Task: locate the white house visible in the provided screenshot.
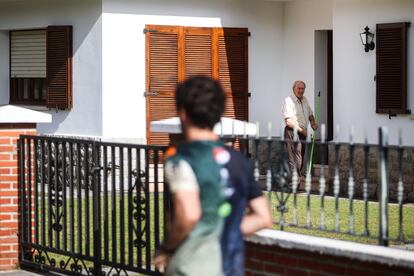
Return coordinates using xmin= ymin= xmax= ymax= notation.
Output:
xmin=0 ymin=0 xmax=413 ymax=145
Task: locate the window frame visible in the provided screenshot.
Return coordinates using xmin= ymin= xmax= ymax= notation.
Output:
xmin=8 ymin=26 xmax=73 ymax=110
xmin=9 ymin=77 xmax=47 ymax=105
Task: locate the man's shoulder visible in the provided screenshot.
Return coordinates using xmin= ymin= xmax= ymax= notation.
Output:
xmin=165 ymin=147 xmax=193 ymax=173
xmin=165 ymin=143 xmax=200 ymax=163
xmin=284 ymin=95 xmax=295 ymax=104
xmin=165 ymin=146 xmax=182 ymax=163
xmin=164 ymin=151 xmax=192 ymax=175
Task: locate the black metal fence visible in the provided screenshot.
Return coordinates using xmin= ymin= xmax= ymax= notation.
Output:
xmin=19 ymin=129 xmax=413 ymax=275
xmin=234 ymin=127 xmax=413 ymax=247
xmin=19 ymin=135 xmax=168 ymax=276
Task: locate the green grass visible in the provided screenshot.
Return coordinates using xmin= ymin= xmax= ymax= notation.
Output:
xmin=267 ymin=192 xmax=414 ymax=246
xmin=32 ymin=192 xmax=413 ymax=273
xmin=33 ymin=193 xmax=165 ymax=274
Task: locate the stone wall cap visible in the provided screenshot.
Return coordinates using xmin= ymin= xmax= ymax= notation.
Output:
xmin=0 ymin=105 xmax=52 ymax=123
xmin=246 ymin=229 xmax=414 ymax=269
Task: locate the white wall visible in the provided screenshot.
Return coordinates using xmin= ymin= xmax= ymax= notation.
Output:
xmin=0 ymin=31 xmax=9 ymax=105
xmin=3 ymin=0 xmax=409 ymax=146
xmin=0 ymin=0 xmax=102 ymax=136
xmin=282 ymin=0 xmax=333 ymax=130
xmin=333 ymin=0 xmax=414 ymax=145
xmin=102 ymin=0 xmax=284 ymax=140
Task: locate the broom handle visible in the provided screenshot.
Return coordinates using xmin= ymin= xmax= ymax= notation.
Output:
xmin=308 ymin=91 xmax=321 ymax=175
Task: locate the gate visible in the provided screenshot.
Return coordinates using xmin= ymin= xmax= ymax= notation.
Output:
xmin=19 ymin=135 xmax=169 ymax=276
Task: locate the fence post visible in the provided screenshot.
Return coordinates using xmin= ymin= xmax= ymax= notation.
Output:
xmin=19 ymin=137 xmax=27 ymax=261
xmin=378 ymin=127 xmax=389 ymax=246
xmin=92 ymin=141 xmax=102 ymax=275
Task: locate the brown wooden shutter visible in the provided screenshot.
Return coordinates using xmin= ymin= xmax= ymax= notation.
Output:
xmin=46 ymin=25 xmax=72 ymax=109
xmin=146 ymin=25 xmax=181 ymax=145
xmin=376 ymin=22 xmax=410 ymax=115
xmin=146 ymin=26 xmax=249 ymax=146
xmin=184 ymin=27 xmax=213 ymax=79
xmin=216 ymin=28 xmax=249 ymax=122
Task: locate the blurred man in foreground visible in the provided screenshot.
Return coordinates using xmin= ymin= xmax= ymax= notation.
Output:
xmin=154 ymin=77 xmax=271 ymax=276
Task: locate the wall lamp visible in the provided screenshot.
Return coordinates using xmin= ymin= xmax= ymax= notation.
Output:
xmin=360 ymin=26 xmax=375 ymax=52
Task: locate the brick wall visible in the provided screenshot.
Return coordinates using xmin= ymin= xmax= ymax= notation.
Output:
xmin=245 ymin=239 xmax=414 ymax=276
xmin=0 ymin=124 xmax=36 ymax=270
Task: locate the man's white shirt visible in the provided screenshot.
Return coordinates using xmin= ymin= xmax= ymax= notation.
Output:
xmin=282 ymin=94 xmax=313 ymax=130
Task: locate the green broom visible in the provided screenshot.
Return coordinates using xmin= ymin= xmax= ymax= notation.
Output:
xmin=307 ymin=91 xmax=321 ymax=176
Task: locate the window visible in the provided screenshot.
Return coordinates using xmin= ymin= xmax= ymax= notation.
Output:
xmin=145 ymin=25 xmax=249 ymax=145
xmin=10 ymin=29 xmax=47 ymax=105
xmin=9 ymin=26 xmax=73 ymax=109
xmin=376 ymin=22 xmax=411 ymax=115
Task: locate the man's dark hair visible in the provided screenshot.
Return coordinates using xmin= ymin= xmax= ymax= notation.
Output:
xmin=176 ymin=76 xmax=225 ymax=129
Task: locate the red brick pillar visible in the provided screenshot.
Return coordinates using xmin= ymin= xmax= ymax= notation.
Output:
xmin=0 ymin=123 xmax=36 ymax=270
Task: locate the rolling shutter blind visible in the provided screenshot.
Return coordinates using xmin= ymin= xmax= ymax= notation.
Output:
xmin=10 ymin=30 xmax=46 ymax=78
xmin=376 ymin=22 xmax=410 ymax=114
xmin=46 ymin=25 xmax=73 ymax=109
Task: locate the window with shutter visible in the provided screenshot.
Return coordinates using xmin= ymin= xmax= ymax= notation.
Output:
xmin=9 ymin=26 xmax=72 ymax=109
xmin=376 ymin=22 xmax=410 ymax=115
xmin=10 ymin=29 xmax=47 ymax=105
xmin=145 ymin=25 xmax=249 ymax=146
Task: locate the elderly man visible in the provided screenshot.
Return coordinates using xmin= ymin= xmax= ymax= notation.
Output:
xmin=282 ymin=80 xmax=317 ymax=178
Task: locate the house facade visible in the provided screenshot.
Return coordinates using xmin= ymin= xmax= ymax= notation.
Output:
xmin=0 ymin=0 xmax=413 ymax=145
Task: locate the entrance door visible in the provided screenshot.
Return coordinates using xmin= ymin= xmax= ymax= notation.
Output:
xmin=314 ymin=29 xmax=333 ymax=141
xmin=145 ymin=25 xmax=249 ymax=145
xmin=314 ymin=30 xmax=333 ymax=165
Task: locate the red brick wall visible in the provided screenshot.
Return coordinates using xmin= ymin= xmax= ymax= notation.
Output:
xmin=245 ymin=241 xmax=414 ymax=276
xmin=0 ymin=124 xmax=36 ymax=270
